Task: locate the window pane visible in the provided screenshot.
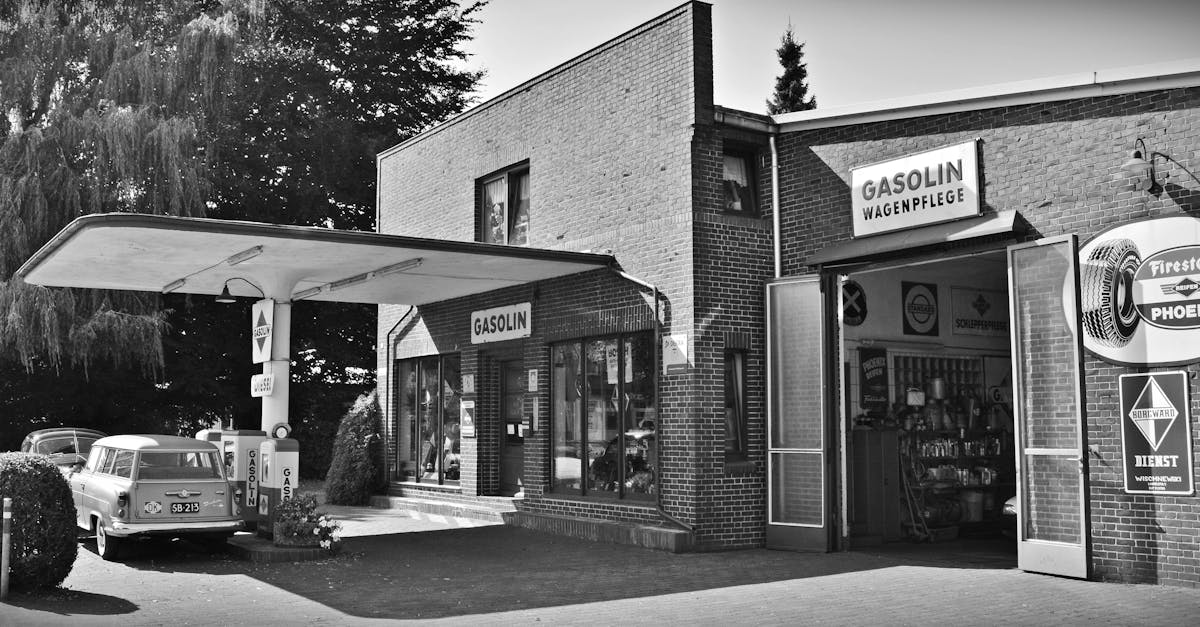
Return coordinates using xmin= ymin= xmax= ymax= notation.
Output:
xmin=138 ymin=451 xmax=220 ymax=480
xmin=483 ymin=178 xmax=506 ymax=244
xmin=623 ymin=334 xmax=656 ymax=499
xmin=725 ymin=351 xmax=747 ymax=460
xmin=723 ymin=153 xmax=754 ymax=213
xmin=442 ymin=355 xmax=462 ymax=483
xmin=770 ymin=451 xmax=824 ymax=525
xmin=110 ymin=451 xmax=135 ymax=479
xmin=418 ymin=356 xmax=441 ymax=481
xmin=397 ymin=360 xmax=417 ymax=480
xmin=509 ymin=172 xmax=529 ymax=246
xmin=585 ymin=339 xmax=620 ymax=495
xmin=552 ymin=343 xmax=583 ymax=492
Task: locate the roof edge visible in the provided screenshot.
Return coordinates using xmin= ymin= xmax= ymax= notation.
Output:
xmin=377 ymin=1 xmax=707 ymax=162
xmin=773 ymin=58 xmax=1200 ymax=132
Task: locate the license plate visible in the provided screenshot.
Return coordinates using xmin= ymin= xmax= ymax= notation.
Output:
xmin=170 ymin=502 xmax=200 ymax=514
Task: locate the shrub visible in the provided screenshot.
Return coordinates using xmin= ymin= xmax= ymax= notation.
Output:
xmin=0 ymin=453 xmax=77 ymax=590
xmin=324 ymin=390 xmax=385 ymax=506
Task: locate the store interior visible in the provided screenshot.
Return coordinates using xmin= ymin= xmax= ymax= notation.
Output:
xmin=843 ymin=251 xmax=1017 ymax=554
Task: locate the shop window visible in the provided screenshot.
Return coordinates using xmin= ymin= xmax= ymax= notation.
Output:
xmin=479 ymin=164 xmax=530 ymax=246
xmin=551 ymin=332 xmax=656 ymax=500
xmin=722 ymin=150 xmax=757 ymax=214
xmin=395 ymin=353 xmax=461 ymax=485
xmin=725 ymin=349 xmax=748 ymax=464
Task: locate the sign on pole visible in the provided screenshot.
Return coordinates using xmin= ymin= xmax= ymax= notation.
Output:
xmin=251 ymin=299 xmax=274 ymax=364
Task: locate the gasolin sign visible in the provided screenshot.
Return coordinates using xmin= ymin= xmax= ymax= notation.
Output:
xmin=1076 ymin=216 xmax=1200 ymax=366
xmin=251 ymin=299 xmax=274 ymax=364
xmin=1119 ymin=371 xmax=1193 ymax=495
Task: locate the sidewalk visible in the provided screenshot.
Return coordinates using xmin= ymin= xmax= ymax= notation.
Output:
xmin=2 ymin=502 xmax=1198 ymax=626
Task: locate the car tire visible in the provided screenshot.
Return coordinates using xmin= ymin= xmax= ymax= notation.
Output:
xmin=1081 ymin=238 xmax=1141 ymax=347
xmin=95 ymin=518 xmax=123 ymax=561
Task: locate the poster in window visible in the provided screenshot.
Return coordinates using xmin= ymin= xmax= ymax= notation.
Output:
xmin=902 ymin=281 xmax=939 ymax=336
xmin=858 ymin=347 xmax=889 ymax=413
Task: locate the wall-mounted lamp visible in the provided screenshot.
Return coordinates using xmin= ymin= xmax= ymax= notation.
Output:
xmin=215 ymin=277 xmax=266 ymax=304
xmin=1121 ymin=138 xmax=1162 ymax=193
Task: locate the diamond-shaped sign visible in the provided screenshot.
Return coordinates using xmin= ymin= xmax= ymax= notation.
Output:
xmin=1128 ymin=378 xmax=1178 ymax=451
xmin=251 ymin=299 xmax=274 ymax=364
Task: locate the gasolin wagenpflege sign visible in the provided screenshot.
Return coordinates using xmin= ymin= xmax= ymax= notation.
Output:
xmin=850 ymin=140 xmax=980 ymax=238
xmin=1076 ymin=216 xmax=1200 ymax=366
xmin=1119 ymin=371 xmax=1194 ymax=495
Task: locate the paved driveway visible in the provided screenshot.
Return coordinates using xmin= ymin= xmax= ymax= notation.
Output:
xmin=2 ymin=505 xmax=1198 ymax=626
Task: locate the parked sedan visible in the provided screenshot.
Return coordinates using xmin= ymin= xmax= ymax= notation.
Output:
xmin=21 ymin=427 xmax=108 ymax=475
xmin=69 ymin=434 xmax=244 ymax=560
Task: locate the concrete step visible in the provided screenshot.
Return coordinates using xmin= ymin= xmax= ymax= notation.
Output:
xmin=370 ymin=494 xmax=515 ymax=523
xmin=503 ymin=510 xmax=693 ymax=553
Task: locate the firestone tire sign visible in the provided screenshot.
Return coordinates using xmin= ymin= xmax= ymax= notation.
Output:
xmin=1075 ymin=215 xmax=1200 ymax=366
xmin=1119 ymin=371 xmax=1194 ymax=495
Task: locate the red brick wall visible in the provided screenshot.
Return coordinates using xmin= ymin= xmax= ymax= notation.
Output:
xmin=776 ymin=87 xmax=1200 ymax=585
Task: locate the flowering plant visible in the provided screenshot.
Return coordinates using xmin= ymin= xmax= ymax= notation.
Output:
xmin=312 ymin=514 xmax=343 ymax=553
xmin=272 ymin=493 xmax=342 ymax=554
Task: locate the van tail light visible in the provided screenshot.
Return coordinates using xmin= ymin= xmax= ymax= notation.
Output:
xmin=116 ymin=491 xmax=128 ymax=518
xmin=234 ymin=488 xmax=243 ymax=515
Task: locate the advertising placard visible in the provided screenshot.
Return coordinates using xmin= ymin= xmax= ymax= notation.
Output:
xmin=1075 ymin=215 xmax=1200 ymax=366
xmin=1119 ymin=371 xmax=1194 ymax=495
xmin=850 ymin=140 xmax=980 ymax=238
xmin=251 ymin=299 xmax=274 ymax=364
xmin=460 ymin=400 xmax=476 ymax=438
xmin=858 ymin=347 xmax=889 ymax=413
xmin=662 ymin=334 xmax=689 ymax=374
xmin=902 ymin=281 xmax=939 ymax=336
xmin=951 ymin=287 xmax=1008 ymax=337
xmin=250 ymin=373 xmax=274 ymax=398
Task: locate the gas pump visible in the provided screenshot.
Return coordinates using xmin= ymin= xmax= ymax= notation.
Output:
xmin=256 ymin=437 xmax=299 ymax=538
xmin=222 ymin=430 xmax=267 ymax=530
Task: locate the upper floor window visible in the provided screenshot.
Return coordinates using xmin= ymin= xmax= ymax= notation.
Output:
xmin=722 ymin=150 xmax=757 ymax=215
xmin=480 ymin=165 xmax=530 ymax=246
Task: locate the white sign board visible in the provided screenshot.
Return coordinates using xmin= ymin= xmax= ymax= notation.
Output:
xmin=850 ymin=140 xmax=980 ymax=238
xmin=950 ymin=287 xmax=1009 ymax=337
xmin=250 ymin=373 xmax=274 ymax=397
xmin=251 ymin=299 xmax=274 ymax=364
xmin=662 ymin=333 xmax=689 ymax=374
xmin=1074 ymin=215 xmax=1200 ymax=367
xmin=460 ymin=400 xmax=476 ymax=438
xmin=471 ymin=302 xmax=532 ymax=344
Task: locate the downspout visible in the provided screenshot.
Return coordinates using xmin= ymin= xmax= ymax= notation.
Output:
xmin=610 ymin=267 xmax=694 ymax=534
xmin=384 ymin=306 xmax=416 ymax=480
xmin=770 ymin=134 xmax=781 ymax=278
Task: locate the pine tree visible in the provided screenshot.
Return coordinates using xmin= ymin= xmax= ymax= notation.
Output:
xmin=766 ymin=26 xmax=816 ymax=115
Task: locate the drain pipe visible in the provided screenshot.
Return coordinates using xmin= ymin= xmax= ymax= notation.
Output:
xmin=610 ymin=267 xmax=694 ymax=534
xmin=770 ymin=134 xmax=781 ymax=278
xmin=385 ymin=306 xmax=416 ymax=479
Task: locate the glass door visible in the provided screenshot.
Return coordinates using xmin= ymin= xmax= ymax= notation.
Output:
xmin=766 ymin=275 xmax=831 ymax=550
xmin=499 ymin=360 xmax=525 ymax=496
xmin=1008 ymin=235 xmax=1090 ymax=579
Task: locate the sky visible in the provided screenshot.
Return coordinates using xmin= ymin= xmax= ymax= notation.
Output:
xmin=459 ymin=0 xmax=1200 ymax=114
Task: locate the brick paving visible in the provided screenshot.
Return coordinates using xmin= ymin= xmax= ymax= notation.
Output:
xmin=2 ymin=504 xmax=1198 ymax=626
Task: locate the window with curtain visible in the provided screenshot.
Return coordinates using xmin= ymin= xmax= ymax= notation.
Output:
xmin=725 ymin=349 xmax=748 ymax=463
xmin=479 ymin=164 xmax=530 ymax=246
xmin=722 ymin=151 xmax=757 ymax=214
xmin=395 ymin=353 xmax=462 ymax=485
xmin=551 ymin=332 xmax=656 ymax=499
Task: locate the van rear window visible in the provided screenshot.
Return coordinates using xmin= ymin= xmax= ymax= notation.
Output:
xmin=137 ymin=451 xmax=222 ymax=480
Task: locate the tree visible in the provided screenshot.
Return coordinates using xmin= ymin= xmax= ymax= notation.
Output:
xmin=0 ymin=1 xmax=484 ymax=455
xmin=766 ymin=26 xmax=816 ymax=115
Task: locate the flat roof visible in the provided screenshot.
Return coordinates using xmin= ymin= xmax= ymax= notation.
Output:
xmin=16 ymin=214 xmax=615 ymax=305
xmin=772 ymin=58 xmax=1200 ymax=132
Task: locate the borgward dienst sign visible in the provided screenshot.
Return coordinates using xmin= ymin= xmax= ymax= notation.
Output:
xmin=1119 ymin=371 xmax=1194 ymax=495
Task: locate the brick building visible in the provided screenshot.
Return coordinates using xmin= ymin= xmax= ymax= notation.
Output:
xmin=375 ymin=1 xmax=1200 ymax=586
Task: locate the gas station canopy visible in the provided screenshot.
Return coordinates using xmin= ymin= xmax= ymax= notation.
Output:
xmin=16 ymin=213 xmax=617 ymax=303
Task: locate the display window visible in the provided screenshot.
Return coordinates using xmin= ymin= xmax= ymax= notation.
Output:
xmin=395 ymin=353 xmax=462 ymax=485
xmin=551 ymin=332 xmax=656 ymax=500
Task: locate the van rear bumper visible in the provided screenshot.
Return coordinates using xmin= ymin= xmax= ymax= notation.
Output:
xmin=111 ymin=519 xmax=244 ymax=537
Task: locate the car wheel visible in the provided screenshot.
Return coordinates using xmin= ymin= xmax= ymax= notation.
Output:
xmin=95 ymin=519 xmax=123 ymax=561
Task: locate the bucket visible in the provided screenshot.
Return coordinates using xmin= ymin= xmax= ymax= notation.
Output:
xmin=961 ymin=490 xmax=984 ymax=522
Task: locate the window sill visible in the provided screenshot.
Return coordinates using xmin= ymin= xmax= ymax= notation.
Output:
xmin=724 ymin=459 xmax=759 ymax=476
